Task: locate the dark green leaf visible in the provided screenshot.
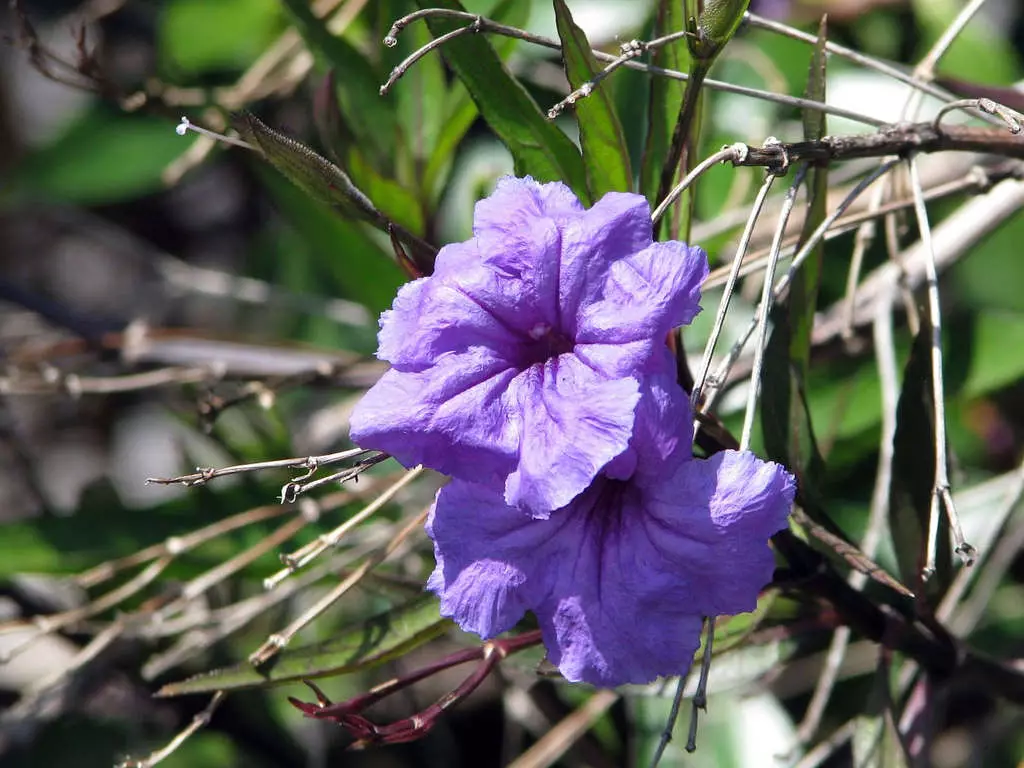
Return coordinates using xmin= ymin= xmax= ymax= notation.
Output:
xmin=412 ymin=0 xmax=588 ymax=200
xmin=761 ymin=305 xmax=828 ymax=513
xmin=639 ymin=0 xmax=690 ymax=206
xmin=790 ymin=18 xmax=829 ymax=375
xmin=889 ymin=325 xmax=951 ymax=597
xmin=553 ymin=0 xmax=632 ymax=197
xmin=158 ymin=594 xmax=451 ymax=695
xmin=261 ymin=169 xmax=404 ymax=313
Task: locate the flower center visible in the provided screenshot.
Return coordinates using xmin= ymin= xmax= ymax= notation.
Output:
xmin=520 ymin=322 xmax=574 ymax=367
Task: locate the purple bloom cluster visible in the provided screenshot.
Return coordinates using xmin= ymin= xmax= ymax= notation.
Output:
xmin=352 ymin=177 xmax=795 ymax=687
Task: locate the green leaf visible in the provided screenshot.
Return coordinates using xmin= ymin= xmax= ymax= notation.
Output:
xmin=412 ymin=0 xmax=588 ymax=201
xmin=639 ymin=0 xmax=690 ymax=206
xmin=761 ymin=21 xmax=830 ymax=518
xmin=158 ymin=594 xmax=451 ymax=696
xmin=422 ymin=0 xmax=531 ymax=200
xmin=889 ymin=326 xmax=951 ymax=597
xmin=553 ymin=0 xmax=632 ymax=197
xmin=12 ymin=109 xmax=188 ymax=204
xmin=697 ymin=0 xmax=750 ymax=50
xmin=760 ymin=305 xmax=828 ymax=516
xmin=279 ymin=0 xmax=398 ymax=167
xmin=159 ymin=0 xmax=284 ymax=75
xmin=260 ymin=169 xmax=404 ymax=313
xmin=346 ymin=147 xmax=426 ymax=235
xmin=235 ymin=114 xmax=435 ymax=276
xmin=787 ymin=18 xmax=829 ymax=382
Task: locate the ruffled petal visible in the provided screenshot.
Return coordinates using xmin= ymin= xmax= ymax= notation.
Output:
xmin=472 ymin=176 xmax=584 ymax=238
xmin=427 ymin=481 xmax=563 ymax=638
xmin=640 ymin=450 xmax=796 ymax=616
xmin=605 ymin=368 xmax=694 ymax=480
xmin=575 ymin=241 xmax=708 ymax=377
xmin=349 ymin=348 xmax=521 ymax=485
xmin=557 ymin=193 xmax=654 ymax=337
xmin=377 ymin=241 xmax=526 ymax=370
xmin=427 ymin=476 xmax=707 ymax=686
xmin=505 ymin=354 xmax=639 ymax=514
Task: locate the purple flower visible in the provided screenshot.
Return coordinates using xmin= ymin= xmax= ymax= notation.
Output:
xmin=350 ymin=177 xmax=708 ymax=514
xmin=425 ymin=379 xmax=795 ymax=687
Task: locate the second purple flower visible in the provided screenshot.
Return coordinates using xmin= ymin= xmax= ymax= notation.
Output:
xmin=350 ymin=177 xmax=708 ymax=514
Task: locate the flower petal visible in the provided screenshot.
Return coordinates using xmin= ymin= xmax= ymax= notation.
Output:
xmin=557 ymin=192 xmax=654 ymax=337
xmin=427 ymin=477 xmax=707 ymax=686
xmin=472 ymin=176 xmax=584 ymax=238
xmin=576 ymin=241 xmax=708 ymax=377
xmin=349 ymin=348 xmax=520 ymax=485
xmin=377 ymin=241 xmax=526 ymax=370
xmin=427 ymin=481 xmax=560 ymax=638
xmin=505 ymin=354 xmax=639 ymax=514
xmin=641 ymin=450 xmax=796 ymax=616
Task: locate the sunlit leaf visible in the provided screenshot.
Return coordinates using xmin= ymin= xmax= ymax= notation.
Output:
xmin=412 ymin=0 xmax=588 ymax=200
xmin=553 ymin=0 xmax=632 ymax=197
xmin=421 ymin=0 xmax=531 ymax=201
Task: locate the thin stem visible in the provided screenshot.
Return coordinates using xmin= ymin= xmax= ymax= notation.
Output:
xmin=648 ymin=670 xmax=691 ymax=767
xmin=549 ymin=35 xmax=680 ymax=119
xmin=248 ymin=504 xmax=429 ymax=666
xmin=934 ymin=98 xmax=1023 ymax=134
xmin=652 ymin=145 xmax=741 ymax=225
xmin=729 ymin=124 xmax=1024 ymax=167
xmin=506 ymin=690 xmax=618 ymax=768
xmin=812 ymin=175 xmax=1024 ymax=346
xmin=264 ymin=467 xmax=424 ymax=589
xmin=380 ymin=17 xmax=482 ymax=96
xmin=685 ymin=618 xmax=716 ymax=753
xmin=840 ymin=180 xmax=889 ymax=341
xmin=739 ymin=167 xmax=807 ymax=451
xmin=146 ymin=447 xmax=373 ymax=487
xmin=691 ymin=172 xmax=777 ymax=411
xmin=382 ymin=10 xmax=888 ymax=127
xmin=702 ymin=160 xmax=899 ymax=416
xmin=118 ymin=692 xmax=225 ymax=768
xmin=906 ymin=157 xmax=975 ymax=571
xmin=915 ymin=0 xmax=989 ymax=80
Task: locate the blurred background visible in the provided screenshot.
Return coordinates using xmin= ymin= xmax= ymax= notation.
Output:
xmin=1 ymin=0 xmax=1023 ymax=766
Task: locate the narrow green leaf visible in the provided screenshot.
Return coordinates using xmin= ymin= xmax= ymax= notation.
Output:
xmin=235 ymin=114 xmax=436 ymax=275
xmin=422 ymin=0 xmax=531 ymax=201
xmin=158 ymin=595 xmax=451 ymax=696
xmin=639 ymin=0 xmax=690 ymax=206
xmin=412 ymin=0 xmax=588 ymax=201
xmin=761 ymin=21 xmax=829 ymax=508
xmin=553 ymin=0 xmax=632 ymax=197
xmin=789 ymin=18 xmax=829 ymax=374
xmin=889 ymin=326 xmax=951 ymax=597
xmin=761 ymin=305 xmax=828 ymax=512
xmin=347 ymin=147 xmax=425 ymax=235
xmin=279 ymin=0 xmax=397 ymax=167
